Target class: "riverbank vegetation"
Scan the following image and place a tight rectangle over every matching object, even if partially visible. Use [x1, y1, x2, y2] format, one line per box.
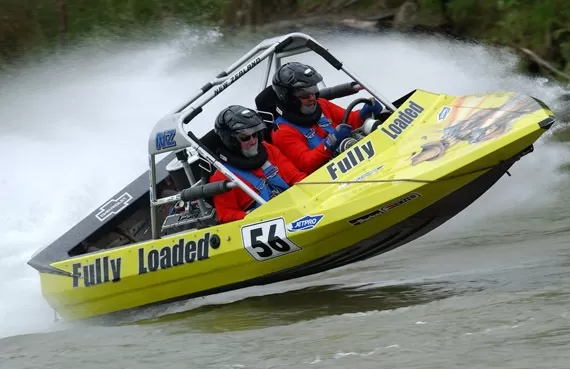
[1, 0, 569, 83]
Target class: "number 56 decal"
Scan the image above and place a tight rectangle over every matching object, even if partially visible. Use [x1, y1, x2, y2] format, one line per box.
[241, 218, 301, 261]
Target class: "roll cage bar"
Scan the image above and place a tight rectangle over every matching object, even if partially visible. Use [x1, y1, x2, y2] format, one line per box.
[147, 32, 398, 240]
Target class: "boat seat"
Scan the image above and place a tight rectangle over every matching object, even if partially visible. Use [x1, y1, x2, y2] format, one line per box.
[253, 83, 358, 143]
[165, 129, 223, 202]
[157, 129, 224, 235]
[189, 128, 223, 189]
[254, 86, 280, 143]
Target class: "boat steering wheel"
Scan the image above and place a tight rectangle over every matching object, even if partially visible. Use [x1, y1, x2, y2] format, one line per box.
[337, 97, 385, 153]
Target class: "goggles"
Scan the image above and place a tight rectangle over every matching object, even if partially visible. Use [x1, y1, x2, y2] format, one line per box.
[293, 85, 319, 99]
[236, 132, 256, 142]
[233, 126, 263, 142]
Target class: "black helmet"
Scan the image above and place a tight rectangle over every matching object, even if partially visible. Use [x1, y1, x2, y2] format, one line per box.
[272, 62, 323, 104]
[214, 105, 266, 154]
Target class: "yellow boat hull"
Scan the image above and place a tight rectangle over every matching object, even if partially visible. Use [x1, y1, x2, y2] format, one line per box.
[36, 89, 555, 321]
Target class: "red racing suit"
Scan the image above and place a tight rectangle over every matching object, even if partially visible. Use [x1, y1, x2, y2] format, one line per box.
[209, 142, 307, 224]
[270, 98, 364, 174]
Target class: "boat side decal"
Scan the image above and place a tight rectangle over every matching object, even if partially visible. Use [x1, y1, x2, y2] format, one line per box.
[438, 106, 452, 122]
[381, 100, 424, 139]
[410, 93, 542, 166]
[213, 57, 262, 96]
[326, 141, 375, 181]
[155, 128, 177, 151]
[348, 192, 422, 226]
[339, 165, 384, 188]
[95, 192, 133, 222]
[138, 233, 219, 274]
[72, 256, 122, 288]
[286, 214, 324, 233]
[241, 218, 302, 261]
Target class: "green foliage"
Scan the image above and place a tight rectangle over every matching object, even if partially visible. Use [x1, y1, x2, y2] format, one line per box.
[446, 0, 502, 36]
[2, 0, 570, 83]
[416, 0, 442, 12]
[446, 0, 570, 46]
[415, 0, 570, 82]
[561, 42, 570, 74]
[496, 2, 555, 49]
[0, 0, 230, 60]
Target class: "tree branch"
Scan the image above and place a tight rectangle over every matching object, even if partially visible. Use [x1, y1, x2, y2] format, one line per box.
[519, 47, 570, 81]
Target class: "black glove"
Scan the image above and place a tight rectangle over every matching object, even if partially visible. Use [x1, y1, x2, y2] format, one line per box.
[324, 124, 352, 152]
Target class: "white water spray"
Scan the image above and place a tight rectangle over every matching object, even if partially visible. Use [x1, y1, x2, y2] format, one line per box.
[0, 27, 568, 339]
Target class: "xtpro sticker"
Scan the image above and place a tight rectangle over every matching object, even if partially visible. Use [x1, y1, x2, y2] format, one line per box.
[286, 215, 324, 233]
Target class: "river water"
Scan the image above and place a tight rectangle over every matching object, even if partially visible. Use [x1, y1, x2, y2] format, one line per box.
[1, 27, 570, 369]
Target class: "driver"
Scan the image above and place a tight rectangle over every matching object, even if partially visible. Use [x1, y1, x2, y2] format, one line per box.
[270, 61, 384, 174]
[209, 104, 307, 223]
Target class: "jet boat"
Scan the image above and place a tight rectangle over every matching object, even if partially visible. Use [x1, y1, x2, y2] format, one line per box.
[27, 32, 556, 321]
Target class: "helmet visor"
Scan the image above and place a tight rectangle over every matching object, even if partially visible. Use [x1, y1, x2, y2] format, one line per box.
[293, 85, 319, 99]
[233, 123, 265, 142]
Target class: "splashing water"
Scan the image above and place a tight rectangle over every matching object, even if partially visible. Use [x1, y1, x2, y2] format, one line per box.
[0, 27, 568, 339]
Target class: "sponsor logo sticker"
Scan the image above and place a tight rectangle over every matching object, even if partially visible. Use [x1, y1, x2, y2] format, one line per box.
[155, 128, 177, 151]
[286, 215, 324, 232]
[95, 192, 133, 222]
[339, 165, 384, 189]
[438, 106, 451, 122]
[348, 192, 422, 226]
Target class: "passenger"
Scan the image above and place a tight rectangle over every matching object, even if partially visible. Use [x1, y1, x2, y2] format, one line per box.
[270, 61, 384, 174]
[209, 105, 307, 224]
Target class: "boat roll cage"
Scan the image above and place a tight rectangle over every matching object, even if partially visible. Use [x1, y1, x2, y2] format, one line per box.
[147, 32, 398, 240]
